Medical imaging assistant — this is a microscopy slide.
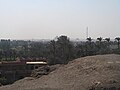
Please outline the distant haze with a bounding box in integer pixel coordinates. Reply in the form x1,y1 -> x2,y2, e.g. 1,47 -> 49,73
0,0 -> 119,39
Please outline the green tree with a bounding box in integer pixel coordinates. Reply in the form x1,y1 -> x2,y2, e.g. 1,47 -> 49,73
86,37 -> 95,56
48,40 -> 56,64
0,39 -> 11,60
86,37 -> 92,42
56,35 -> 72,64
104,38 -> 111,53
97,37 -> 102,42
105,38 -> 110,42
97,37 -> 103,49
48,35 -> 74,64
115,37 -> 120,49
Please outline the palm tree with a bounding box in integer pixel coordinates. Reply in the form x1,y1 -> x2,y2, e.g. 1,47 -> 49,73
105,38 -> 110,42
97,37 -> 103,47
86,37 -> 93,56
86,37 -> 93,48
96,37 -> 103,54
105,38 -> 110,47
86,37 -> 92,42
115,37 -> 120,49
104,38 -> 111,53
97,37 -> 102,42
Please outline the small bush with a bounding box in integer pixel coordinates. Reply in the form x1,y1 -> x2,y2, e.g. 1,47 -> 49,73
0,77 -> 8,85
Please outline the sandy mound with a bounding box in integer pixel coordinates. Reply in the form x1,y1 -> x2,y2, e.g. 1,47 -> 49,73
0,54 -> 120,90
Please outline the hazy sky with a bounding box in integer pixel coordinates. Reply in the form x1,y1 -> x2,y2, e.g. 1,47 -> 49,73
0,0 -> 119,39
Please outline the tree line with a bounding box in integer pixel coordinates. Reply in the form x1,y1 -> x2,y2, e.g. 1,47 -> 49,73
0,36 -> 119,65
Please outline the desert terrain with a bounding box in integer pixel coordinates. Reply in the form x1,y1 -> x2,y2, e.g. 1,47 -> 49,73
0,54 -> 120,90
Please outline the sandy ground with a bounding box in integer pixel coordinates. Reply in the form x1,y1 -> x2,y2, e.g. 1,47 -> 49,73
0,54 -> 120,90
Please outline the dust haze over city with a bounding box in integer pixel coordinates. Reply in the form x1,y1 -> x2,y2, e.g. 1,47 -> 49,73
0,0 -> 120,90
0,0 -> 119,40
